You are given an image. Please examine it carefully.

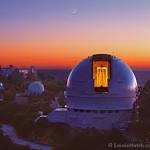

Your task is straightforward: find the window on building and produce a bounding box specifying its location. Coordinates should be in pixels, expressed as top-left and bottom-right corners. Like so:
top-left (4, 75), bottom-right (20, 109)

top-left (93, 60), bottom-right (110, 92)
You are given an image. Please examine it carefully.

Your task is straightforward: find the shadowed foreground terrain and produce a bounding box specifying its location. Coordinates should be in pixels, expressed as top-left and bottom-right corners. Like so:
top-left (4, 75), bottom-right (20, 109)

top-left (0, 69), bottom-right (150, 149)
top-left (0, 131), bottom-right (31, 150)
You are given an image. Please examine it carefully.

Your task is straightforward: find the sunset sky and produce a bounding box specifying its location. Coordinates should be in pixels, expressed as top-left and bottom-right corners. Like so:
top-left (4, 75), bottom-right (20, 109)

top-left (0, 0), bottom-right (150, 69)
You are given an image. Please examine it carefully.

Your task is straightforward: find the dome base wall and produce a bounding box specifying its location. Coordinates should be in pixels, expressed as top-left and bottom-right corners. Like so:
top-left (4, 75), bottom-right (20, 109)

top-left (48, 108), bottom-right (132, 130)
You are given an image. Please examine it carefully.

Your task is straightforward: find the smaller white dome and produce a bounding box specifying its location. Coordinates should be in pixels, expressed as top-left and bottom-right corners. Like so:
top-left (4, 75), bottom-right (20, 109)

top-left (27, 81), bottom-right (44, 96)
top-left (0, 82), bottom-right (4, 91)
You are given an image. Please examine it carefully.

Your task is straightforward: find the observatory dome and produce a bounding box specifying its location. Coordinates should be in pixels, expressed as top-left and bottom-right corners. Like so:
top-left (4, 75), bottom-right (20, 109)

top-left (65, 54), bottom-right (137, 110)
top-left (27, 81), bottom-right (45, 96)
top-left (48, 54), bottom-right (138, 129)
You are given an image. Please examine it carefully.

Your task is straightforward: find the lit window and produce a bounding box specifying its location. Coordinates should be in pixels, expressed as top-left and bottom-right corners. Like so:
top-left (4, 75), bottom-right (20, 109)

top-left (93, 60), bottom-right (110, 92)
top-left (96, 66), bottom-right (108, 87)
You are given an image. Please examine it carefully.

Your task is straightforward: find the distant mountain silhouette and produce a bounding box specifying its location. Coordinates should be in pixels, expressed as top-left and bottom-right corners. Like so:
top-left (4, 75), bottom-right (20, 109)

top-left (38, 69), bottom-right (150, 85)
top-left (133, 70), bottom-right (150, 85)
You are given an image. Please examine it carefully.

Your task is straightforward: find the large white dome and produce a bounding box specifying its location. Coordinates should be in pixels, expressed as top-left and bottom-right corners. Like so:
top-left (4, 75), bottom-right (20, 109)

top-left (27, 81), bottom-right (45, 96)
top-left (48, 54), bottom-right (138, 129)
top-left (65, 54), bottom-right (137, 110)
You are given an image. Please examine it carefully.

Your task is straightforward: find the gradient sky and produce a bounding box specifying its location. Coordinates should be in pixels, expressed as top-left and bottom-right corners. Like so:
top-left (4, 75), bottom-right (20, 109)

top-left (0, 0), bottom-right (150, 69)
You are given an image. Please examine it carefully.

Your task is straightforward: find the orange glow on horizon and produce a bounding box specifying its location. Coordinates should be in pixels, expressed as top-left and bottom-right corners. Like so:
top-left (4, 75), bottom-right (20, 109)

top-left (0, 0), bottom-right (150, 69)
top-left (0, 34), bottom-right (150, 69)
top-left (0, 49), bottom-right (149, 69)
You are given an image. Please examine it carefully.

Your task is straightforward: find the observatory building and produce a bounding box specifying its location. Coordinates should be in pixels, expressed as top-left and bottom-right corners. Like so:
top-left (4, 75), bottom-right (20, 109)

top-left (27, 81), bottom-right (45, 96)
top-left (48, 54), bottom-right (137, 130)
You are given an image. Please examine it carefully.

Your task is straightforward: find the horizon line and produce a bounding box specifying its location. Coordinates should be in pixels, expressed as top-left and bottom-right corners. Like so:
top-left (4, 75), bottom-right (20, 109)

top-left (0, 64), bottom-right (150, 71)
